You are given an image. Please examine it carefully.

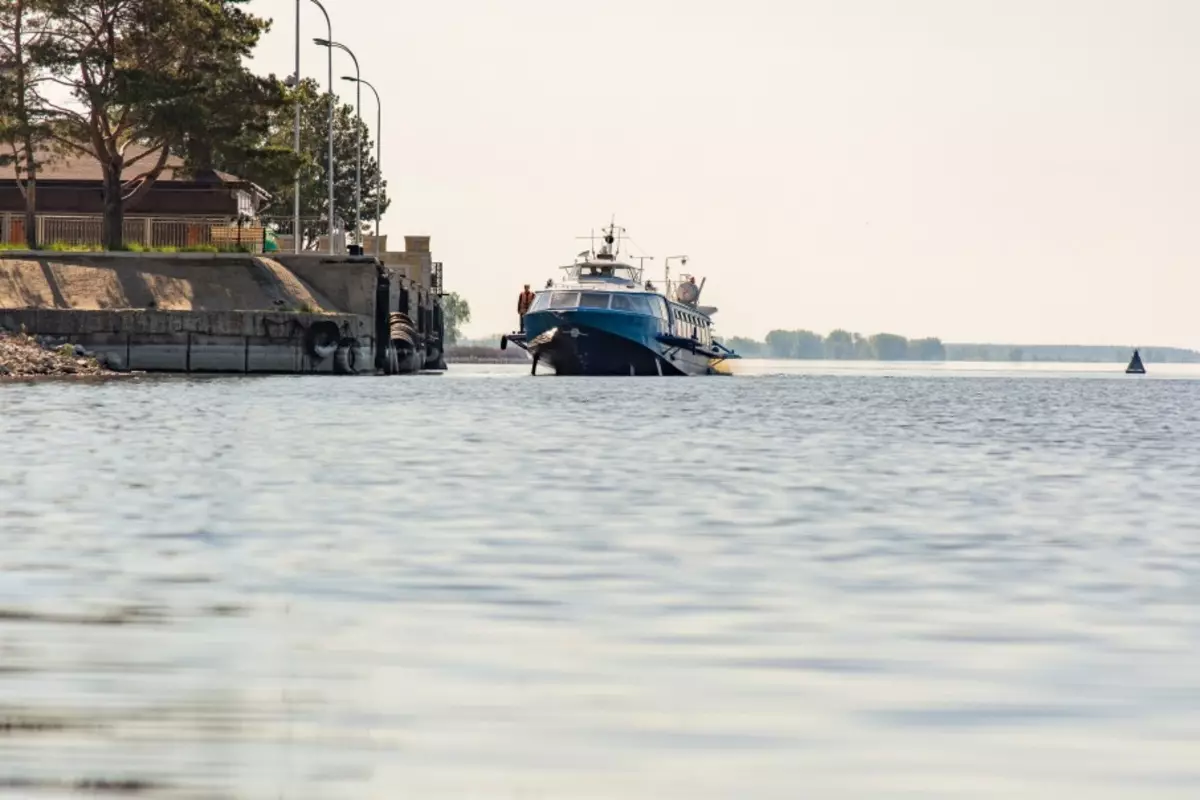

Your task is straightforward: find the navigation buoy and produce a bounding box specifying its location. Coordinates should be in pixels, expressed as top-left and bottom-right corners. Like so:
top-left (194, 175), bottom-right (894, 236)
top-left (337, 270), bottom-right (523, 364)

top-left (1125, 349), bottom-right (1146, 374)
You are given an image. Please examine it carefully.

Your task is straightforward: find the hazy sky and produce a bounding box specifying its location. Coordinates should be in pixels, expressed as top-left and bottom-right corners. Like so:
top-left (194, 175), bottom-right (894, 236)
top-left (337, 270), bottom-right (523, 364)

top-left (250, 0), bottom-right (1200, 347)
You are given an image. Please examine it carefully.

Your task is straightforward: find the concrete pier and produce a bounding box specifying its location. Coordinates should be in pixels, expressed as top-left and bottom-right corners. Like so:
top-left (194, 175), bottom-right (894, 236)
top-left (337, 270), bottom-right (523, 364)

top-left (0, 249), bottom-right (445, 375)
top-left (0, 307), bottom-right (371, 373)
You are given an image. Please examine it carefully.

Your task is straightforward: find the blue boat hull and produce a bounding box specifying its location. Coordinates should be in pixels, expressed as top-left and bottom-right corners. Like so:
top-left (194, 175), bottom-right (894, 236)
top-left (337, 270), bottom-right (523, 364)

top-left (520, 309), bottom-right (728, 376)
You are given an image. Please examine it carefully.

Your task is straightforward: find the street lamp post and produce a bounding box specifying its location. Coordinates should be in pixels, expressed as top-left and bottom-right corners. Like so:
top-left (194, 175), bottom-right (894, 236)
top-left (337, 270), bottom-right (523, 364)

top-left (308, 0), bottom-right (334, 254)
top-left (293, 0), bottom-right (300, 253)
top-left (318, 40), bottom-right (361, 251)
top-left (343, 76), bottom-right (381, 257)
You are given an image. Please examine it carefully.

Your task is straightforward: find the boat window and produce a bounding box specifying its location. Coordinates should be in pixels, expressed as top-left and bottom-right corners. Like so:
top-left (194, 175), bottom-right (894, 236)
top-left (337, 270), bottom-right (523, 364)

top-left (615, 294), bottom-right (652, 315)
top-left (579, 292), bottom-right (611, 309)
top-left (610, 294), bottom-right (636, 312)
top-left (549, 291), bottom-right (580, 308)
top-left (650, 296), bottom-right (669, 320)
top-left (529, 293), bottom-right (551, 312)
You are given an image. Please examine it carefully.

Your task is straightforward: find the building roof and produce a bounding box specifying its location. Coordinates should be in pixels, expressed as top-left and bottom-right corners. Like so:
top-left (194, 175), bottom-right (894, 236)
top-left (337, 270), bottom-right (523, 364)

top-left (8, 146), bottom-right (262, 195)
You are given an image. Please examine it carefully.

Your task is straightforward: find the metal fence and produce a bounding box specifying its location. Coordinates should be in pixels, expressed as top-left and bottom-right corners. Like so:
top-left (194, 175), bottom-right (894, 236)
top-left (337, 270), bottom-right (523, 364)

top-left (2, 213), bottom-right (274, 252)
top-left (259, 215), bottom-right (347, 255)
top-left (1, 212), bottom-right (359, 254)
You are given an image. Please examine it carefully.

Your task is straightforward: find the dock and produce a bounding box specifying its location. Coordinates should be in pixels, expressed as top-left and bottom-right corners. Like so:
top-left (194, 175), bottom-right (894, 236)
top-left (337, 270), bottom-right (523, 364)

top-left (0, 237), bottom-right (447, 375)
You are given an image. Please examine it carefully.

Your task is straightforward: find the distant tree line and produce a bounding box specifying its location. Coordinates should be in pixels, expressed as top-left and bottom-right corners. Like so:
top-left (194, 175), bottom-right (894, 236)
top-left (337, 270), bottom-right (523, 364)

top-left (724, 332), bottom-right (1200, 363)
top-left (944, 344), bottom-right (1200, 363)
top-left (726, 330), bottom-right (947, 361)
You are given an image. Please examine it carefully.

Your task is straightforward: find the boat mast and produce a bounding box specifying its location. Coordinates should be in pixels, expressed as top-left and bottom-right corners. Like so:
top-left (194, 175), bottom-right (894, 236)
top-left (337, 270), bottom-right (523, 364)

top-left (664, 255), bottom-right (688, 299)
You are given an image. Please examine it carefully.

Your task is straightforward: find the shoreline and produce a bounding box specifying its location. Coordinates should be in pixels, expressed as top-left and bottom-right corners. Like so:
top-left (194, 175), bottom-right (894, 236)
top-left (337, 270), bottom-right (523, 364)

top-left (0, 330), bottom-right (117, 379)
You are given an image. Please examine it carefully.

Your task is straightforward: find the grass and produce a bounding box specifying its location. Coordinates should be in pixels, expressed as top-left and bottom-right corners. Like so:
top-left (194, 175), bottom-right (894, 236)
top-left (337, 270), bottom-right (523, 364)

top-left (0, 241), bottom-right (257, 253)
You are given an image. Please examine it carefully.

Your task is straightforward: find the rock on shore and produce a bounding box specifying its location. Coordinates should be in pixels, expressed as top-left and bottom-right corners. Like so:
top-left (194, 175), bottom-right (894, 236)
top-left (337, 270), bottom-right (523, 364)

top-left (0, 329), bottom-right (113, 377)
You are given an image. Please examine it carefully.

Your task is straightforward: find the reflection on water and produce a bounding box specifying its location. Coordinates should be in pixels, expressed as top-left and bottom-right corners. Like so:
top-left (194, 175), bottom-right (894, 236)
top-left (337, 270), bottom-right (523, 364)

top-left (2, 363), bottom-right (1200, 798)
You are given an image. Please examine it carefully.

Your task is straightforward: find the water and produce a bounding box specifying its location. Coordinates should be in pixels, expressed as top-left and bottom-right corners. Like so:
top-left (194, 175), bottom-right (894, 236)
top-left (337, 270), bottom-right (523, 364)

top-left (2, 362), bottom-right (1199, 799)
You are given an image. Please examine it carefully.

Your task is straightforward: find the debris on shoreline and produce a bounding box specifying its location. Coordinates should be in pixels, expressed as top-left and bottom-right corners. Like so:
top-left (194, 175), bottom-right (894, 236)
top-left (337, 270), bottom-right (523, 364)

top-left (0, 328), bottom-right (114, 378)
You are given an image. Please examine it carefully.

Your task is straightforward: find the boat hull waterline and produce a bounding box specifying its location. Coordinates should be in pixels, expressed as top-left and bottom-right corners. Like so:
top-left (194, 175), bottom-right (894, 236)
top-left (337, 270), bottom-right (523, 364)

top-left (507, 320), bottom-right (730, 376)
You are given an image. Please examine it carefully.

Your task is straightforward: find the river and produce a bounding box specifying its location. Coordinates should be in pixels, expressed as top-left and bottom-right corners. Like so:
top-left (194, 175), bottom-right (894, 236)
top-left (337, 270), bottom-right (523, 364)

top-left (2, 361), bottom-right (1199, 798)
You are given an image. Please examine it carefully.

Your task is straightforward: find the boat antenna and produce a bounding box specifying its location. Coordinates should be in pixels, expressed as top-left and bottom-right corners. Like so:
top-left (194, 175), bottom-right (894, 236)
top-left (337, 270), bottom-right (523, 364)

top-left (630, 254), bottom-right (654, 281)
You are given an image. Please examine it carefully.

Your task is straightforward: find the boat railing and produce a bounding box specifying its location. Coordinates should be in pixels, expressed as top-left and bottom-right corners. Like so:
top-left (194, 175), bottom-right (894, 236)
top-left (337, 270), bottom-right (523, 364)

top-left (560, 262), bottom-right (643, 286)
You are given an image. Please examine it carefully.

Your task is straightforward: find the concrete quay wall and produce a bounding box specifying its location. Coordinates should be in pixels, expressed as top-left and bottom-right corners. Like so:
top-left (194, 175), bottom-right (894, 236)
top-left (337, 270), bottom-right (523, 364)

top-left (0, 307), bottom-right (374, 374)
top-left (0, 250), bottom-right (445, 375)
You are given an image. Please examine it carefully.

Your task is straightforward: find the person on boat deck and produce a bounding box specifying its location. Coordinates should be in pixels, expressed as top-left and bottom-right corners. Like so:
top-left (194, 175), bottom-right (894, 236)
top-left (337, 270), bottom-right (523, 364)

top-left (517, 284), bottom-right (536, 332)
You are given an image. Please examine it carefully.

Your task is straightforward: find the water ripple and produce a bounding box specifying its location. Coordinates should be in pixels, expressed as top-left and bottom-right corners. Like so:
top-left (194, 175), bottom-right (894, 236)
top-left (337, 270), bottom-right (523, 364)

top-left (2, 364), bottom-right (1199, 798)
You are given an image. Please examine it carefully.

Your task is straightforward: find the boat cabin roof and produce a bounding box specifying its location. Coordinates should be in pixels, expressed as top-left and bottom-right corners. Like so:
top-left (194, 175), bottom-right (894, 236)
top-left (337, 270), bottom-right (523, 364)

top-left (559, 260), bottom-right (643, 287)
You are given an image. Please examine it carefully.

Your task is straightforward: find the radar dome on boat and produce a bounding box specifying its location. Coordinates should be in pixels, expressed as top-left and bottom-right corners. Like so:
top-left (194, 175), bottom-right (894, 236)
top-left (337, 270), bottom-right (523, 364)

top-left (675, 282), bottom-right (700, 304)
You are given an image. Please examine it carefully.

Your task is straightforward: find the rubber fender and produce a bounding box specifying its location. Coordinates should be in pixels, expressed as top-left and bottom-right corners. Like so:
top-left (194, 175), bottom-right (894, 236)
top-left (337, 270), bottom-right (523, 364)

top-left (389, 323), bottom-right (417, 345)
top-left (390, 325), bottom-right (417, 350)
top-left (389, 311), bottom-right (414, 328)
top-left (389, 312), bottom-right (417, 344)
top-left (334, 337), bottom-right (359, 374)
top-left (304, 320), bottom-right (341, 360)
top-left (395, 349), bottom-right (423, 374)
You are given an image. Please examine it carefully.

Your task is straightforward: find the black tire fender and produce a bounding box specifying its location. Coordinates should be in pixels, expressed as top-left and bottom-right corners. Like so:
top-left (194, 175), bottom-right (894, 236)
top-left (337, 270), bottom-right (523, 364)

top-left (304, 320), bottom-right (341, 360)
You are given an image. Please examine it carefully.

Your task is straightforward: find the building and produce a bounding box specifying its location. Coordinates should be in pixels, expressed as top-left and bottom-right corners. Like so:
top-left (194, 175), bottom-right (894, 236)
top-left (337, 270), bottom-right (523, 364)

top-left (0, 147), bottom-right (271, 249)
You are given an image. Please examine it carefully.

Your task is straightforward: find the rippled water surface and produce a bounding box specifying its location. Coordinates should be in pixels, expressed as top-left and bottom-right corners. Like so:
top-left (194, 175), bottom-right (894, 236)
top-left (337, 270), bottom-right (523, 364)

top-left (2, 361), bottom-right (1200, 798)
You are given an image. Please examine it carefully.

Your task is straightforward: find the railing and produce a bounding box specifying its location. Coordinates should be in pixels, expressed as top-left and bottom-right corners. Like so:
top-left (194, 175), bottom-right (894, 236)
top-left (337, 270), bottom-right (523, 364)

top-left (259, 215), bottom-right (347, 255)
top-left (1, 213), bottom-right (272, 252)
top-left (432, 261), bottom-right (444, 295)
top-left (1, 213), bottom-right (351, 254)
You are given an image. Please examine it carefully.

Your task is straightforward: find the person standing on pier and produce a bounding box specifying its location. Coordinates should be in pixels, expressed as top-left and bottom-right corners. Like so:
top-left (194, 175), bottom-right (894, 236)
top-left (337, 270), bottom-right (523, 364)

top-left (517, 284), bottom-right (536, 332)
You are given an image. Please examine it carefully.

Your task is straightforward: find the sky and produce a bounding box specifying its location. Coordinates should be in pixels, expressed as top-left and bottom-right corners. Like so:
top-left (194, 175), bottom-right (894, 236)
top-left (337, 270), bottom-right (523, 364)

top-left (248, 0), bottom-right (1200, 348)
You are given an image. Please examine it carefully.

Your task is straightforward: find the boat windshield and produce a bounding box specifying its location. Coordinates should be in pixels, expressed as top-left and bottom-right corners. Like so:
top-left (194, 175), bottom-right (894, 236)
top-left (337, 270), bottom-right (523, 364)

top-left (610, 294), bottom-right (653, 314)
top-left (529, 291), bottom-right (658, 314)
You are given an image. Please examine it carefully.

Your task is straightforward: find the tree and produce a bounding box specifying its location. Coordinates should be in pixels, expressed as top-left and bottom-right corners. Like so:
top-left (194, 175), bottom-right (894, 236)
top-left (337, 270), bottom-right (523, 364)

top-left (765, 329), bottom-right (797, 358)
top-left (0, 0), bottom-right (53, 248)
top-left (441, 292), bottom-right (471, 345)
top-left (907, 337), bottom-right (946, 361)
top-left (794, 330), bottom-right (824, 359)
top-left (33, 0), bottom-right (278, 249)
top-left (870, 333), bottom-right (910, 360)
top-left (250, 78), bottom-right (389, 250)
top-left (725, 336), bottom-right (765, 357)
top-left (765, 329), bottom-right (824, 359)
top-left (824, 329), bottom-right (856, 359)
top-left (853, 332), bottom-right (874, 359)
